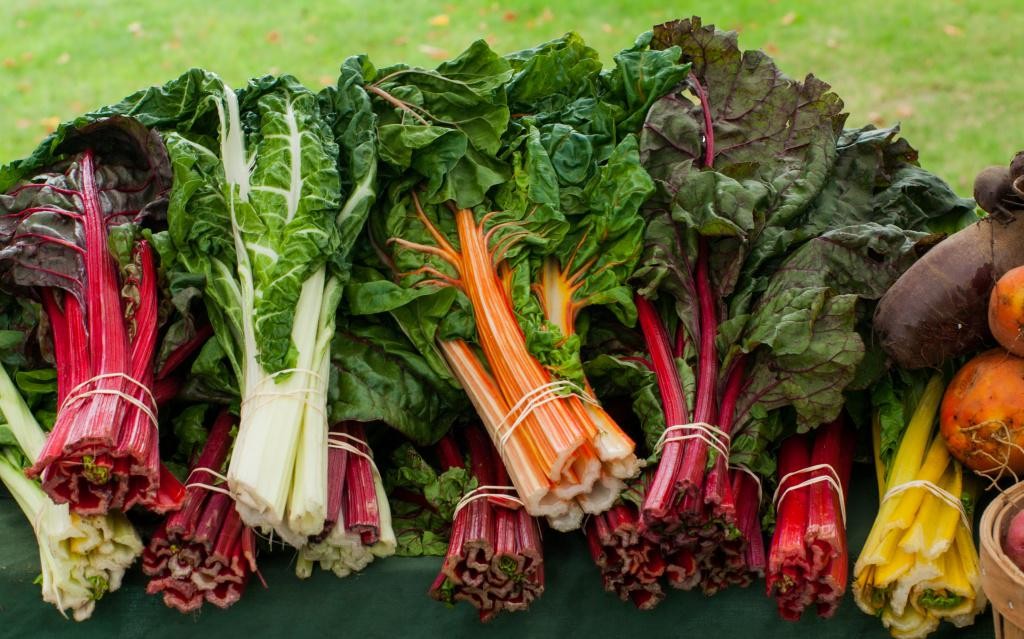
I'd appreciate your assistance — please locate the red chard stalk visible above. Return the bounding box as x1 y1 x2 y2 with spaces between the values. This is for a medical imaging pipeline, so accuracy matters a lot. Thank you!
0 117 182 514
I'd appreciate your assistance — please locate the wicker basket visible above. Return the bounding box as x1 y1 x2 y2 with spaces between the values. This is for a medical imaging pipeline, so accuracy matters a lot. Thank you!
981 481 1024 639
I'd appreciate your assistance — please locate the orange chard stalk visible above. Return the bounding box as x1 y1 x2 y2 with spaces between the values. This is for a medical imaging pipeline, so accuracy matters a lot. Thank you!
391 193 623 529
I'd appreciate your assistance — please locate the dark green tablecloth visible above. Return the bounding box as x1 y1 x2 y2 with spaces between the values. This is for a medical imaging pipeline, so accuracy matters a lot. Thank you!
0 467 994 638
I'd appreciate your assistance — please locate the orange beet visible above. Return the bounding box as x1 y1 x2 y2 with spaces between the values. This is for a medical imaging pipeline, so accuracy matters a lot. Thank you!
990 265 1024 356
940 349 1024 479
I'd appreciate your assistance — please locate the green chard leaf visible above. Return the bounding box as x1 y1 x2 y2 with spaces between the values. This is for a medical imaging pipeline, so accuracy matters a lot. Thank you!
163 73 346 381
385 443 476 557
351 35 689 434
612 16 971 474
328 313 465 446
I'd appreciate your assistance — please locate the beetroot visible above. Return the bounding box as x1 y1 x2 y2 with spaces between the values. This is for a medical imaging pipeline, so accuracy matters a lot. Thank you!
1004 509 1024 571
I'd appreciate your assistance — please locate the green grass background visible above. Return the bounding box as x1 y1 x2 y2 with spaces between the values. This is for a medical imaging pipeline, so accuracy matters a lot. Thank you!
1 0 1020 194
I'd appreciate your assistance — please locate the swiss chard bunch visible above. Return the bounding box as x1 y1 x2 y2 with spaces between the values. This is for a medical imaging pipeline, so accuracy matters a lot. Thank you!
586 16 974 596
0 117 188 514
345 33 692 531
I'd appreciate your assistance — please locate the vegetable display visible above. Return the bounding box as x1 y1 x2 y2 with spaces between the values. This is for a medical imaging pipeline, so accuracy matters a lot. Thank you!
0 14 1010 638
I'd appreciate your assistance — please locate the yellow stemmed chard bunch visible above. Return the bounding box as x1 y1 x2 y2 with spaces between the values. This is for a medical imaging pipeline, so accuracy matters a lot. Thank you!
0 364 142 620
854 375 986 638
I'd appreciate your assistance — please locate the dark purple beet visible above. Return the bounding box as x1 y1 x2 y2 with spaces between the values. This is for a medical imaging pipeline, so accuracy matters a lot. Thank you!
875 213 1024 368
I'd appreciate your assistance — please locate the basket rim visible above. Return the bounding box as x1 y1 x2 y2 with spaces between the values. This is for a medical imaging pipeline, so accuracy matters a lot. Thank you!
981 481 1024 587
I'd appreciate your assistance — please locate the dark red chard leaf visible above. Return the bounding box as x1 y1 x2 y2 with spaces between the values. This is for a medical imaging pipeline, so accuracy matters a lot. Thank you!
639 17 848 310
646 16 845 198
0 116 170 310
0 116 176 514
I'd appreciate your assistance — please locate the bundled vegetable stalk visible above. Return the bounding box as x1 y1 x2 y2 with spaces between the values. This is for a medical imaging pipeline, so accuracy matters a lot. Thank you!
584 478 667 609
628 17 847 591
296 422 396 577
610 17 973 595
156 71 377 546
429 425 544 621
0 363 142 620
350 34 693 529
389 182 636 531
854 375 986 638
766 418 854 620
142 410 260 612
0 118 184 514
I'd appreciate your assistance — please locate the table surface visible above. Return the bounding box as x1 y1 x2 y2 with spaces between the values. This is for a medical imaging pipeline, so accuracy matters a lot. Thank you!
0 465 995 639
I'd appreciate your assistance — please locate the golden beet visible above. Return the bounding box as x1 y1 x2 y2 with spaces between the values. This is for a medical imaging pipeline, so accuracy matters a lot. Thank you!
940 349 1024 478
989 265 1024 356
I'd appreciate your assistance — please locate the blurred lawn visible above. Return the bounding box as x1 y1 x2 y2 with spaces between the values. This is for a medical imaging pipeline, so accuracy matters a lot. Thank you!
2 0 1021 194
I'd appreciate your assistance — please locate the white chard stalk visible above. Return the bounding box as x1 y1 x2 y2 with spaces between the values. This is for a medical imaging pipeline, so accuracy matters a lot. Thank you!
206 83 340 546
0 365 142 620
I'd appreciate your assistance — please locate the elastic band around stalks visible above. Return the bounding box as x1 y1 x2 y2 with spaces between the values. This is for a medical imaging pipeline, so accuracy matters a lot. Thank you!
452 485 523 519
772 463 847 525
252 368 325 387
59 372 159 429
187 466 230 485
655 422 731 460
497 379 598 436
242 387 326 420
881 479 971 531
327 433 381 481
730 464 764 505
495 379 599 448
243 367 328 417
185 482 235 499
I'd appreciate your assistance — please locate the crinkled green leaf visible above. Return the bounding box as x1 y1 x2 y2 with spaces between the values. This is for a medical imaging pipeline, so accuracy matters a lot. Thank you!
164 404 212 482
603 33 689 132
319 58 380 258
555 135 653 328
730 408 787 478
164 74 347 375
328 314 464 446
181 337 238 403
368 40 512 206
505 33 603 115
385 443 476 557
426 466 476 522
739 292 863 432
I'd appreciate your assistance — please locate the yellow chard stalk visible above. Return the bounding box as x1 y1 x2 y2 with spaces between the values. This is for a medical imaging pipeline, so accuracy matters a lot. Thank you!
853 374 985 638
